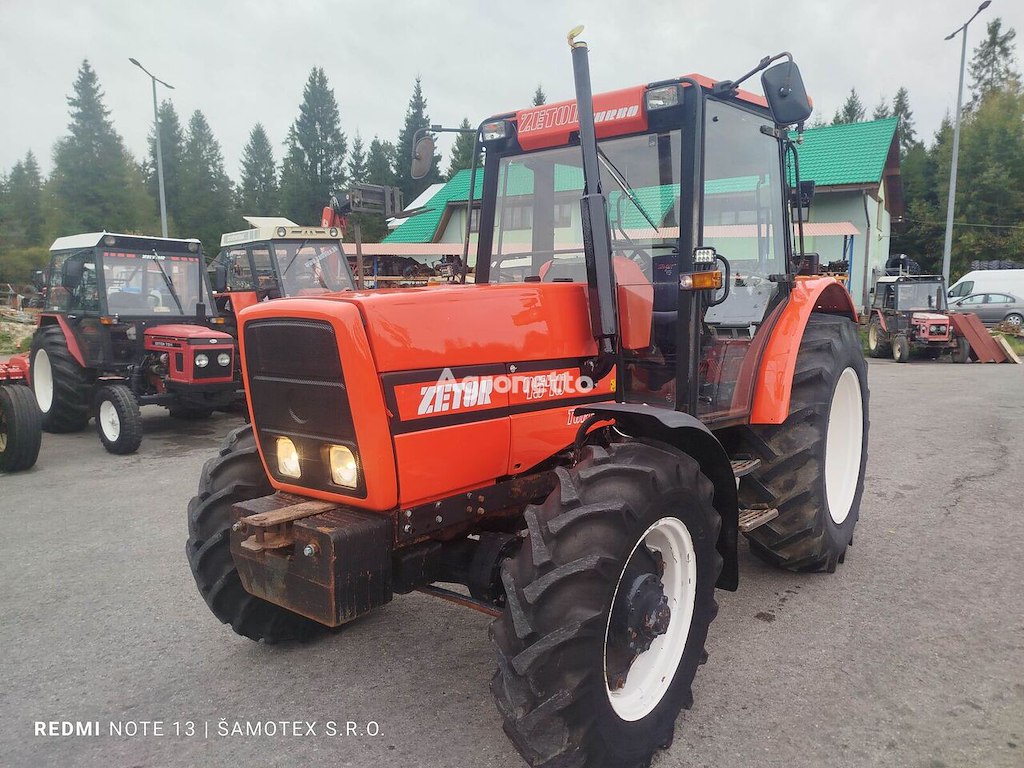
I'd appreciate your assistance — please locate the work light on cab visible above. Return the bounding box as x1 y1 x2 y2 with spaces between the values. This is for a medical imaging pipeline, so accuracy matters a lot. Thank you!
645 84 680 110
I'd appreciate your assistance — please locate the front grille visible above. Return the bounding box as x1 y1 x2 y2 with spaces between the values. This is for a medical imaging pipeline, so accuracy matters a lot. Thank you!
244 319 363 497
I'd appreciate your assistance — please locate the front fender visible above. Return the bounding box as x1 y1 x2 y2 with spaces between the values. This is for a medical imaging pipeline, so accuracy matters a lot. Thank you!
576 402 739 591
750 278 858 425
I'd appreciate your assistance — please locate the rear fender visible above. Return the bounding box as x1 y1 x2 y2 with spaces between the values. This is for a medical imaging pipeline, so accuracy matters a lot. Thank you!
36 314 87 367
750 278 857 425
576 402 739 591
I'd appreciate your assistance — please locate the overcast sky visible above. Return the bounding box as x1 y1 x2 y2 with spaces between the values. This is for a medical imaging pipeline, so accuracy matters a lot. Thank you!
2 0 1022 188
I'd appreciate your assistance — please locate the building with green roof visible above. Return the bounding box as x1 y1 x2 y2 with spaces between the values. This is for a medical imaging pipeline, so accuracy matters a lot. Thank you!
385 116 901 311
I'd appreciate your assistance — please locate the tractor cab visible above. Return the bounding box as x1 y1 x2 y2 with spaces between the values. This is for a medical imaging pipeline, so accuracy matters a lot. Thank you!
210 217 355 325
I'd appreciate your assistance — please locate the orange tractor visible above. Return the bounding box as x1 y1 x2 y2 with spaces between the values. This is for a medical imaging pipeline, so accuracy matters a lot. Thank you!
187 32 868 767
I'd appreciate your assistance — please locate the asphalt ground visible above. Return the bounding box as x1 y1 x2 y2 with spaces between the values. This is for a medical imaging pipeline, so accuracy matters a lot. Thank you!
1 358 1022 768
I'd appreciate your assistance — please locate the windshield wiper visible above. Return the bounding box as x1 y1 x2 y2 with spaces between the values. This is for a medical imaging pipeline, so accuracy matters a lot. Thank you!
596 148 660 233
151 250 184 314
280 239 311 278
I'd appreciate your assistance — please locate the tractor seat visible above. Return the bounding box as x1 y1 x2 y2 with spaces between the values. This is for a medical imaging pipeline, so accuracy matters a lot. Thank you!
107 291 148 312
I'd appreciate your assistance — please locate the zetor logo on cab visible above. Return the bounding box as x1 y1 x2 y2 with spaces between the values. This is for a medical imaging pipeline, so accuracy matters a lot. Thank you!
518 102 641 133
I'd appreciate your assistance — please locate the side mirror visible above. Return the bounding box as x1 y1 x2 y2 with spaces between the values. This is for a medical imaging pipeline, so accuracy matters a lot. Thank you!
212 262 228 293
61 256 84 289
31 270 46 290
761 60 813 126
411 135 435 180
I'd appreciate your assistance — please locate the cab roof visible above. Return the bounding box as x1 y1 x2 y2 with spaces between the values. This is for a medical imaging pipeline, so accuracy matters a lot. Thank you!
50 232 202 252
220 216 344 248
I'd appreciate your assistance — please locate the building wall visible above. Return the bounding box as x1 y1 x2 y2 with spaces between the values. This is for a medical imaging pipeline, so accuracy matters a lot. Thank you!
802 184 891 313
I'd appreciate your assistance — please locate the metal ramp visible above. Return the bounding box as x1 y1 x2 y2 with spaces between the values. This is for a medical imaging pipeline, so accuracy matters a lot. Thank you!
950 313 1008 363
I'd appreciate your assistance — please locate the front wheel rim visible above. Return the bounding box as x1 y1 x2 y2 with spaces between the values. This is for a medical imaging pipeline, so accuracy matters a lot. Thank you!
604 516 697 722
99 400 121 442
825 367 864 524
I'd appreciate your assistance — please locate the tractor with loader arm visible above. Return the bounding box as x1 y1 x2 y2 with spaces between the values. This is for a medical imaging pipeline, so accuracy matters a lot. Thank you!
187 31 868 768
21 233 237 455
209 185 403 331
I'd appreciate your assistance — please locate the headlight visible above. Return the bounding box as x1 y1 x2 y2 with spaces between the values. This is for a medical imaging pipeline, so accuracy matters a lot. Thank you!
481 120 509 141
195 353 209 368
276 437 301 478
328 445 358 488
217 352 231 367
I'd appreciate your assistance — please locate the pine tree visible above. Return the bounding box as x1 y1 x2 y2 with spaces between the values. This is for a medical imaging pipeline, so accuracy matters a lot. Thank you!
445 118 479 180
394 77 441 203
872 97 891 120
347 132 367 184
237 123 278 216
533 85 546 106
279 67 348 224
50 60 154 233
832 88 865 124
891 87 918 157
3 152 44 247
146 99 184 228
969 19 1019 99
178 110 235 253
365 137 398 187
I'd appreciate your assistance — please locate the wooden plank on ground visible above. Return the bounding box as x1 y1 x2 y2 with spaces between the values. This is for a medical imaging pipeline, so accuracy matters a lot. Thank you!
994 335 1022 364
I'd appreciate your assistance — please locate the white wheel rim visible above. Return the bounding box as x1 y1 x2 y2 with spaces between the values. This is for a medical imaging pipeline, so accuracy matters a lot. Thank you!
604 516 697 722
99 400 121 442
825 367 863 525
868 323 877 349
34 349 53 413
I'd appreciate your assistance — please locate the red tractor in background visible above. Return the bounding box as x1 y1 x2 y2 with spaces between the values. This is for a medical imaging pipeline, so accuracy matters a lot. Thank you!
186 32 868 768
20 232 237 454
867 274 968 362
0 359 41 472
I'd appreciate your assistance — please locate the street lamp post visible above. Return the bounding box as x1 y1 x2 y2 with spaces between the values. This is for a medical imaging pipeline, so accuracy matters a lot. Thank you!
129 58 174 238
941 1 991 284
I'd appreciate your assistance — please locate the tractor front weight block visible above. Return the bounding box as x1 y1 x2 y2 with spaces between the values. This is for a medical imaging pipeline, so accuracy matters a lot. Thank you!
230 493 393 627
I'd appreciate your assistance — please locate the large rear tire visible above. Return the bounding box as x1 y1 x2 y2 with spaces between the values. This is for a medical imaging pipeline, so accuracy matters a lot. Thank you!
186 425 324 643
866 317 889 358
30 326 90 433
490 443 722 768
0 384 42 472
725 314 868 572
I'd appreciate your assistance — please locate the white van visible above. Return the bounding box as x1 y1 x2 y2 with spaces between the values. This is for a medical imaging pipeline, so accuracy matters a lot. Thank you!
947 269 1024 302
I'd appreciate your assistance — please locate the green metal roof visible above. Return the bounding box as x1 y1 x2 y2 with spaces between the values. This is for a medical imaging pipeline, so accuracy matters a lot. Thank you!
385 117 899 242
791 117 898 187
384 170 483 243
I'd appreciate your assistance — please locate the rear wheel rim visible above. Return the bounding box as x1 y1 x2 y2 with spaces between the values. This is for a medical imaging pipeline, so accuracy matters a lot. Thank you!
34 349 53 413
825 367 863 525
1007 314 1023 327
0 406 7 452
604 516 696 722
868 323 878 349
99 400 121 442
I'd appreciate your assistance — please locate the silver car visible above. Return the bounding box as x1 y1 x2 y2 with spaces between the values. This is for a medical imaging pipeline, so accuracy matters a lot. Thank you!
950 292 1024 327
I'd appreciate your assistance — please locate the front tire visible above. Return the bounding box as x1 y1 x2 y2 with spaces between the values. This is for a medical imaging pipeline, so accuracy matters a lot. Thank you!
490 442 722 768
30 326 90 433
186 425 324 643
952 336 971 364
95 384 143 455
0 384 42 472
725 313 868 572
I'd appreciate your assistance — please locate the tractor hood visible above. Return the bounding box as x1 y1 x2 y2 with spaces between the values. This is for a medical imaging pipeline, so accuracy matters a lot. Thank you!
911 312 948 323
144 325 234 344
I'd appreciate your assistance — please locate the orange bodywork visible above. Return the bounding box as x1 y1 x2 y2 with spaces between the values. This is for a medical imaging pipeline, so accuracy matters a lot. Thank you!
238 284 619 511
750 277 858 424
